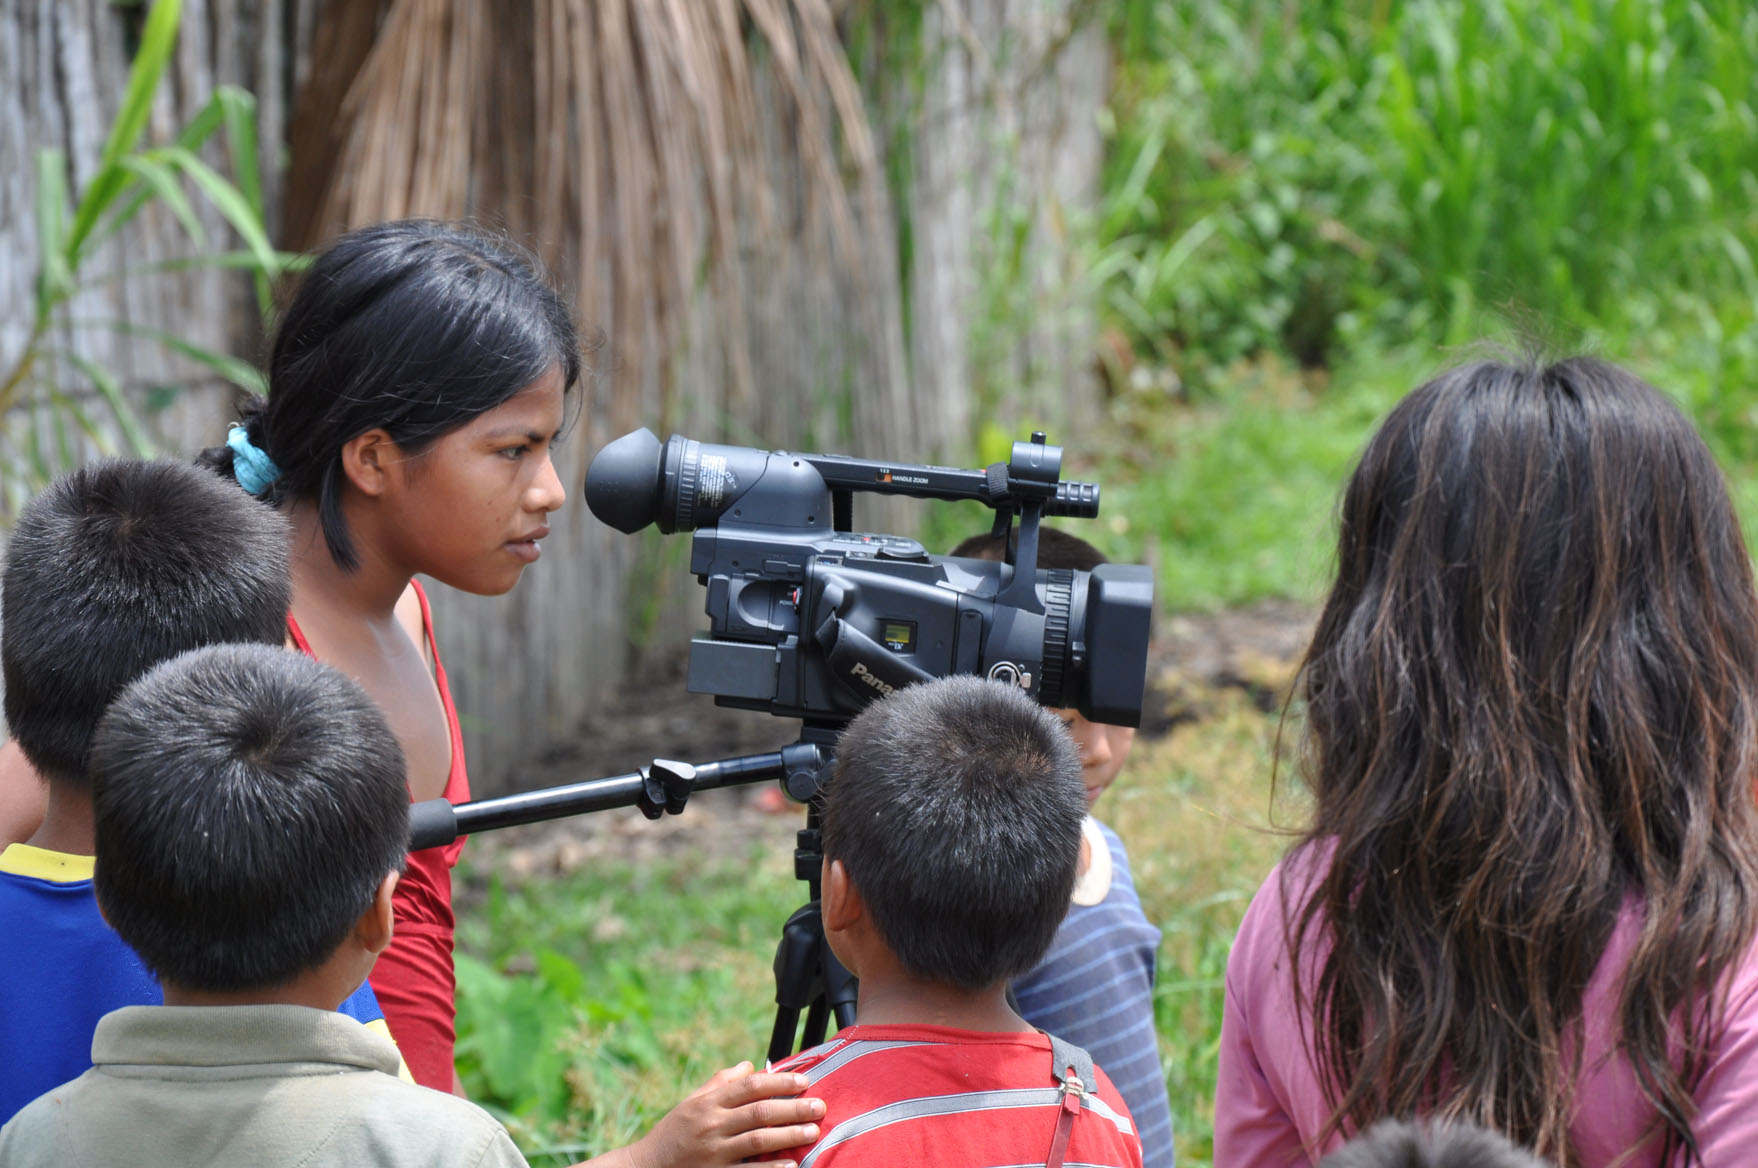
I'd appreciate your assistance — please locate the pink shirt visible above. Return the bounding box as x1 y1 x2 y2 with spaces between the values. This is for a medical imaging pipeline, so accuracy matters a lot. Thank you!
1216 846 1758 1167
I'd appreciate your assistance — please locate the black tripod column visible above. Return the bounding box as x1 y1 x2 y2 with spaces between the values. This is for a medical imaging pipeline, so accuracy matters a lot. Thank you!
767 806 858 1065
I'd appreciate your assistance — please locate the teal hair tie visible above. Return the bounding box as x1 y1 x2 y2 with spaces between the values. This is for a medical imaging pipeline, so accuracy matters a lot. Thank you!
226 424 282 498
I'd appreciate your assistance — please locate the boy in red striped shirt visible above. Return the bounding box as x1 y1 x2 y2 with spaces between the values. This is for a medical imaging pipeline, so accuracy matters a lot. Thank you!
771 675 1145 1168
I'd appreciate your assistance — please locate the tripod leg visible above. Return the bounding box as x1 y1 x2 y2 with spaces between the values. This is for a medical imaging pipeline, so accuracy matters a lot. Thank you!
770 902 828 1064
800 999 831 1049
767 1006 804 1067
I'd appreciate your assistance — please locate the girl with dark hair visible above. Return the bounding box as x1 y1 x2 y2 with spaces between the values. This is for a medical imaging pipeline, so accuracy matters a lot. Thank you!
1214 355 1758 1168
184 222 829 1168
198 219 579 1095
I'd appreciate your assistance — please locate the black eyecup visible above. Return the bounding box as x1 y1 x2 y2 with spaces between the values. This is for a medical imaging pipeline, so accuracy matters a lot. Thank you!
585 427 665 534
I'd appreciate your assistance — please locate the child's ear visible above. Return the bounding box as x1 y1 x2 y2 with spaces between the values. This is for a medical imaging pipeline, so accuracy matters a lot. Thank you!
340 428 399 497
822 858 864 933
356 870 399 955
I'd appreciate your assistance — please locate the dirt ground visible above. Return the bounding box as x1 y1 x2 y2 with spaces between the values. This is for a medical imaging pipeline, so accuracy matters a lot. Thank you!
464 601 1318 881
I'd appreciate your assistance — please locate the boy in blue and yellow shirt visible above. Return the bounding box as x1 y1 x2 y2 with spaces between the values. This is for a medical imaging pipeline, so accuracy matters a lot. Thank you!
0 459 394 1121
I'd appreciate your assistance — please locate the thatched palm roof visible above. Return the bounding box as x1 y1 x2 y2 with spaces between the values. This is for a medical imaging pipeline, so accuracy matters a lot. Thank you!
281 0 886 437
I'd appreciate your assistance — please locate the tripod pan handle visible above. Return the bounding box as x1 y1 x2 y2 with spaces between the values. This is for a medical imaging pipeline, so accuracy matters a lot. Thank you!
409 798 460 851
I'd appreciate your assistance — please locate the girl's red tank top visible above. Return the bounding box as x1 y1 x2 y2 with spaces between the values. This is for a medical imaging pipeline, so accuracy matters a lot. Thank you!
287 577 468 1092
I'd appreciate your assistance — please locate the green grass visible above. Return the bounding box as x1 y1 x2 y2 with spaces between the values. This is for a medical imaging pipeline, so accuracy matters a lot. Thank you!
1077 335 1758 612
1098 0 1758 402
1092 352 1400 610
453 836 804 1164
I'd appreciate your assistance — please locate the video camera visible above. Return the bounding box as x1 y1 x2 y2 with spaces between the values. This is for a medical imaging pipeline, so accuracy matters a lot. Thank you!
416 428 1154 1061
584 429 1155 729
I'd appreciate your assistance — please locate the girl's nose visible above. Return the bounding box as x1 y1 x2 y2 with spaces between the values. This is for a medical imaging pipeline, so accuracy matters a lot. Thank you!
528 455 568 512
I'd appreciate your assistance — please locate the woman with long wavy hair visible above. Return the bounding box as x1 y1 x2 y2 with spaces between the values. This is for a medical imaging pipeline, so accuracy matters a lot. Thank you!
1214 355 1758 1167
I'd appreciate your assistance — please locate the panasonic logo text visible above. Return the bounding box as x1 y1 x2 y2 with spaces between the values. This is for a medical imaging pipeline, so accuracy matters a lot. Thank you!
849 662 896 696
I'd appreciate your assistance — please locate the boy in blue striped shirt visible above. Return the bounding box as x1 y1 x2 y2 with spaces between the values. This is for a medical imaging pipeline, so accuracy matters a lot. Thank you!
950 527 1174 1168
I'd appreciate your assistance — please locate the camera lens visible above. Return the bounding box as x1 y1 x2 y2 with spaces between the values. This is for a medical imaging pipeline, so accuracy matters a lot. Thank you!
1037 570 1074 708
1079 564 1155 726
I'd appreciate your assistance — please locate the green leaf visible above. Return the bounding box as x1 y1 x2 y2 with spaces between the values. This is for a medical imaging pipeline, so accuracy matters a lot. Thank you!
68 0 184 257
82 86 230 258
534 949 590 1006
216 87 263 220
157 146 283 288
144 383 183 412
72 317 265 395
214 86 275 315
49 389 78 469
43 383 113 458
34 149 73 322
21 382 55 486
454 954 574 1114
82 249 311 285
119 154 206 246
176 92 227 153
62 352 157 457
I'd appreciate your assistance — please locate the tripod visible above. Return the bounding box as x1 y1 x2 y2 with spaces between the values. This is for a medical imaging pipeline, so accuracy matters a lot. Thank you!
409 725 857 1064
764 724 857 1064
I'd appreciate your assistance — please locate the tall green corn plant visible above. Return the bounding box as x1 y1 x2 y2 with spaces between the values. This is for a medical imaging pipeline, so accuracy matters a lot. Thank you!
1098 0 1757 392
0 0 295 514
1378 0 1757 337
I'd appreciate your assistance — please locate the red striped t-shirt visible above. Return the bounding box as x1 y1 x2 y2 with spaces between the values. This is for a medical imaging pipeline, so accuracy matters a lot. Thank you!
770 1023 1144 1168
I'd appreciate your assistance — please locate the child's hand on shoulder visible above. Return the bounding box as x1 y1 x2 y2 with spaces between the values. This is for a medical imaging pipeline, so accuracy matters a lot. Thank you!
593 1060 825 1168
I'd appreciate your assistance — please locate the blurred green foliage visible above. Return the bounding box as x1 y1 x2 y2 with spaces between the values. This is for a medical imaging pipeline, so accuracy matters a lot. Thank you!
453 843 802 1164
1095 0 1758 438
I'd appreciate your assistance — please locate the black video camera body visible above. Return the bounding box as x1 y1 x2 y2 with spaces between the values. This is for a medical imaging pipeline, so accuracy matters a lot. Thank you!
586 430 1154 727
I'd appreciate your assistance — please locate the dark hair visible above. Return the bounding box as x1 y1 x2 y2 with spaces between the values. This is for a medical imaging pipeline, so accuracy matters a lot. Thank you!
1292 356 1758 1165
823 674 1086 990
1319 1120 1553 1168
90 643 409 993
199 219 580 570
949 525 1109 571
1 459 291 786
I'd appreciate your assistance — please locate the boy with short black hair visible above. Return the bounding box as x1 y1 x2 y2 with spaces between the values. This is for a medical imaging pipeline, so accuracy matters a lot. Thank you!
1319 1120 1554 1168
948 527 1173 1167
0 459 392 1122
770 674 1144 1167
0 643 508 1165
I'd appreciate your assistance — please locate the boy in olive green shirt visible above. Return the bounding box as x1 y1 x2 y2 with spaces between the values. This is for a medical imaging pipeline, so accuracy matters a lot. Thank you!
0 644 822 1168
